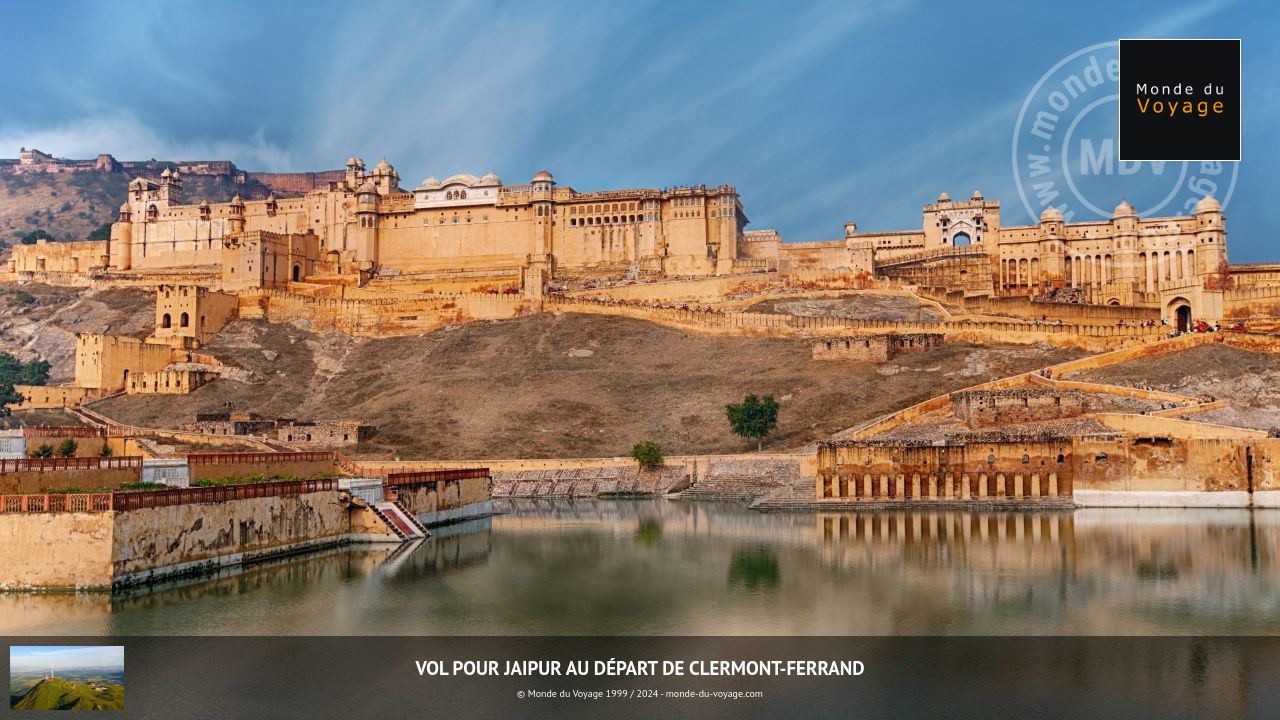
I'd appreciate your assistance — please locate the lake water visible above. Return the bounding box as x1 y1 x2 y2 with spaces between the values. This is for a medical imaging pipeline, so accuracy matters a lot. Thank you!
4 499 1280 636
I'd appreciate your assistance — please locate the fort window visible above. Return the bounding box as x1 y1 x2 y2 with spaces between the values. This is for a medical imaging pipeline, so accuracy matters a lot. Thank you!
180 312 189 328
161 313 172 328
1057 454 1065 463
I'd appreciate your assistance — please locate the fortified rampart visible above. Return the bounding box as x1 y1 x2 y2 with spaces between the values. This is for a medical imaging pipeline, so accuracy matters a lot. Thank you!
950 388 1089 429
241 289 531 336
812 333 943 361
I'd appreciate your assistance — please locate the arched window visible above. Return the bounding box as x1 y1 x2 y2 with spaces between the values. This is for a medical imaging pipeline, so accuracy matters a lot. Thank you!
180 312 189 328
161 313 172 328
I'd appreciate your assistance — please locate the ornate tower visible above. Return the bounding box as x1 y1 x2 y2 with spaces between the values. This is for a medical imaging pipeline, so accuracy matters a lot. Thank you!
1109 199 1140 302
228 195 246 234
354 180 380 266
158 167 182 204
530 169 555 257
1193 195 1226 277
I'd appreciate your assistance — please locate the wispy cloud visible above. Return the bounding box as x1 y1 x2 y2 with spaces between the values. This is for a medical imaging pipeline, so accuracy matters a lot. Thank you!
0 0 1272 259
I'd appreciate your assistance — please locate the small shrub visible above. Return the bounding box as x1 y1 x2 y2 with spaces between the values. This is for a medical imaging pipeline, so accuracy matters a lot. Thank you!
56 439 78 457
631 440 663 467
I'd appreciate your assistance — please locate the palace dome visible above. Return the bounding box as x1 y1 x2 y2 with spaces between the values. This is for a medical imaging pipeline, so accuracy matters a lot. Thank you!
478 171 501 186
1039 206 1063 222
532 169 554 183
1112 199 1137 217
971 189 983 200
1195 195 1221 213
230 194 243 204
372 158 395 174
119 202 130 212
357 180 378 195
442 173 481 187
417 176 441 190
937 191 951 202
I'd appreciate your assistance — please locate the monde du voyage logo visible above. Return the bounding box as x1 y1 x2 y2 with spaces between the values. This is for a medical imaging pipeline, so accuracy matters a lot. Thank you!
1120 39 1241 162
1013 40 1239 225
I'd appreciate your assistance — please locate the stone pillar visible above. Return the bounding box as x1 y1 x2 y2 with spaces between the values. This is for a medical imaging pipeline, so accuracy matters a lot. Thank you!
978 473 988 497
1048 473 1058 498
1014 474 1023 499
1031 473 1041 498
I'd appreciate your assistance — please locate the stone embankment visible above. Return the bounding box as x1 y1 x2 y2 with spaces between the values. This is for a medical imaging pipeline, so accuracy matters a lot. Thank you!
491 466 688 497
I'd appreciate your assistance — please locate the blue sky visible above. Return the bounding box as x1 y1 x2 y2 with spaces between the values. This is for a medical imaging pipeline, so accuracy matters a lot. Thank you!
9 646 124 672
0 0 1275 260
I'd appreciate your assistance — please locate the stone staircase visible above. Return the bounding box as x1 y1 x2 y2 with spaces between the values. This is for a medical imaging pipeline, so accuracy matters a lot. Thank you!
371 501 429 540
679 458 802 502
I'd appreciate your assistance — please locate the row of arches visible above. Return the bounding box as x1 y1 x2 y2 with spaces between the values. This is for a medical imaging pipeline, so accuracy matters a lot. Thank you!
161 312 191 329
570 215 641 227
1064 249 1197 292
999 257 1041 288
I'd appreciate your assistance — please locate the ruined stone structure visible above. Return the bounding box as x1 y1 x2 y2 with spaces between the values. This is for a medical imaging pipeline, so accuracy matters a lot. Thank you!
184 413 373 447
950 388 1089 429
812 333 943 362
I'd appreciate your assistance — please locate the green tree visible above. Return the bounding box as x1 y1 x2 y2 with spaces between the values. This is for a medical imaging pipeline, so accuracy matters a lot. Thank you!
100 442 113 457
0 352 50 409
630 440 663 467
18 228 52 245
726 394 780 451
56 439 78 458
87 222 114 241
29 443 54 459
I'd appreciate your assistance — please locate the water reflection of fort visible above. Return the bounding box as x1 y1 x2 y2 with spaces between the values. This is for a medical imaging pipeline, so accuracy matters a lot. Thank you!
4 503 1280 636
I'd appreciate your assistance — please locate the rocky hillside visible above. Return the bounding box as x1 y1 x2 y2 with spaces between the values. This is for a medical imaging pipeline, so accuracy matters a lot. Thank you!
0 283 154 381
93 313 1083 459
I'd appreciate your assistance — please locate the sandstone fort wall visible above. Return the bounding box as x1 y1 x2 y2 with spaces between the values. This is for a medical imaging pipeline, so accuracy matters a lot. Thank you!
0 511 114 589
110 489 348 585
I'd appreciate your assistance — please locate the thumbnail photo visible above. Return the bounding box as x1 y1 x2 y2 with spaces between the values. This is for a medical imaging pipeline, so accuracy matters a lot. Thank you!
9 646 124 711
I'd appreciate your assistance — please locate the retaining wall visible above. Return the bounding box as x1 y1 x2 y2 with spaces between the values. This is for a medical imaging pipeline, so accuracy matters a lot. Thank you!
0 511 114 589
111 489 348 586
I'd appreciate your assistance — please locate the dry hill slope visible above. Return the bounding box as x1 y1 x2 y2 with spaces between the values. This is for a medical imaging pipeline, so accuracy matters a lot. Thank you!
0 284 154 381
95 313 1082 459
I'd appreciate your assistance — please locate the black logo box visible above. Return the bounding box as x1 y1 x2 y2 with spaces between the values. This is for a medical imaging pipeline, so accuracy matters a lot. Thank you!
1119 39 1240 162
